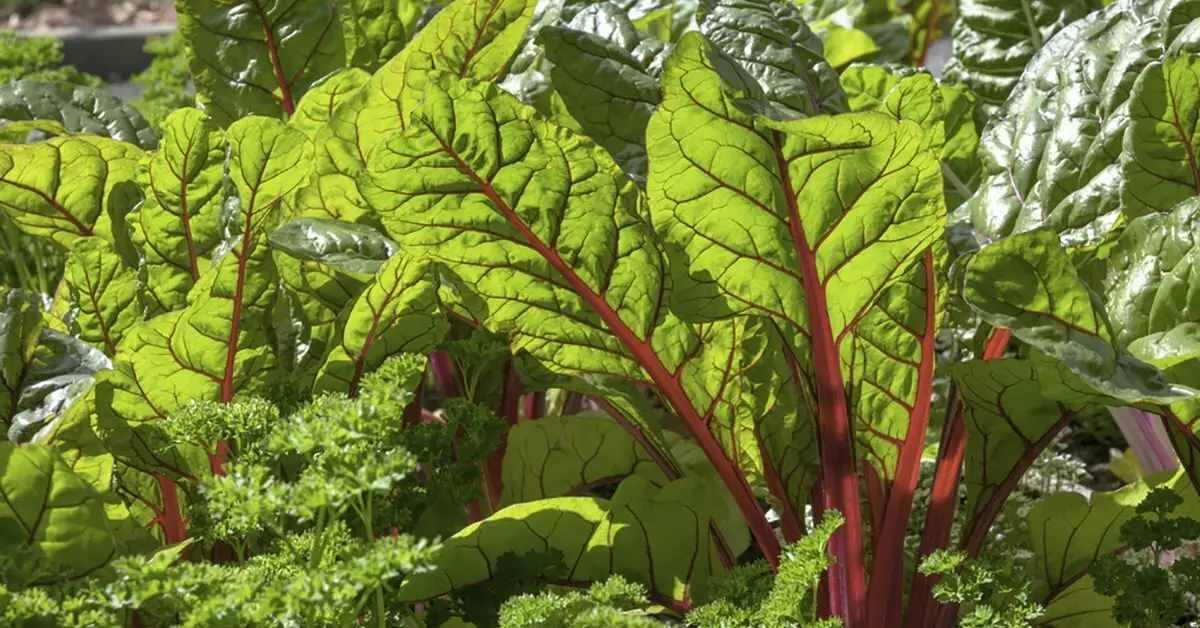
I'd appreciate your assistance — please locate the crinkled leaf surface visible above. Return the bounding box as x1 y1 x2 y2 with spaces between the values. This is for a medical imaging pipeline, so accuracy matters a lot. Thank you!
133 108 226 313
360 75 788 550
307 0 535 222
397 476 719 604
942 0 1101 110
965 0 1192 248
0 136 141 249
2 292 110 439
175 0 346 124
959 229 1186 403
501 412 672 504
340 0 429 70
0 443 120 583
313 252 447 395
539 2 666 182
0 80 157 149
1125 55 1200 216
696 0 848 119
269 216 399 276
1105 198 1200 491
288 69 371 140
63 237 139 356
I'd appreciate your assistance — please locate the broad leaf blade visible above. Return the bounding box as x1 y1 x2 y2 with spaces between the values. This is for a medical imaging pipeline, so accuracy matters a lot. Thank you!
0 136 141 249
397 476 719 604
133 108 226 312
289 69 371 140
62 237 139 356
313 252 447 395
0 443 121 584
959 229 1186 403
942 0 1101 110
307 0 535 221
0 80 157 149
1125 56 1200 216
175 0 346 124
269 217 399 276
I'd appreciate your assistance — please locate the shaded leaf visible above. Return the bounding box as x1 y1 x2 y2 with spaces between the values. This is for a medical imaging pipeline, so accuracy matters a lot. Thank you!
175 0 346 124
269 216 399 276
0 80 157 149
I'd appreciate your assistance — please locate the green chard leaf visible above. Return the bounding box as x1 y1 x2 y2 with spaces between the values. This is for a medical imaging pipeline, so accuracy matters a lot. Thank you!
501 412 674 504
695 0 847 118
398 476 722 605
942 0 1102 111
62 237 140 356
360 73 788 568
288 68 371 140
1027 470 1200 626
0 443 121 585
340 0 428 71
1124 55 1200 216
313 252 447 396
175 0 346 124
965 0 1195 248
841 64 981 208
538 2 667 182
2 291 110 440
0 136 141 249
952 356 1118 554
959 229 1187 403
304 0 535 222
906 0 956 66
0 80 157 149
1105 198 1200 492
269 216 399 276
646 31 944 539
132 108 226 313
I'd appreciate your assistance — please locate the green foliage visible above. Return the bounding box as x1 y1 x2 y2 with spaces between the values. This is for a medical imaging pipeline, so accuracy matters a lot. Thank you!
688 511 845 627
498 574 661 627
1092 487 1200 627
918 550 1044 627
0 32 100 88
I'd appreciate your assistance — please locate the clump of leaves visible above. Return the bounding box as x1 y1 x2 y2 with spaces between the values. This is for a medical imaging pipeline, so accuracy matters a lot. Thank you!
130 33 193 129
1092 487 1200 627
687 511 845 627
917 550 1043 628
0 32 100 87
498 574 661 627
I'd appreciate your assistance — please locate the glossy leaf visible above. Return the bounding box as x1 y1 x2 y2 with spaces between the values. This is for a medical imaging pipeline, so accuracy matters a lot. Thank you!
1125 56 1200 216
0 443 120 584
959 229 1187 403
0 80 157 149
133 108 226 312
269 216 399 276
501 412 672 503
175 0 346 124
313 252 447 395
695 0 847 119
538 3 666 182
2 291 111 439
964 1 1176 247
62 238 140 356
0 136 141 249
397 476 720 604
307 0 535 222
942 0 1101 110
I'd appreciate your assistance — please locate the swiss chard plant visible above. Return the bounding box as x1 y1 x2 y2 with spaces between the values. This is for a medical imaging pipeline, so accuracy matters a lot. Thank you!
3 0 1200 626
